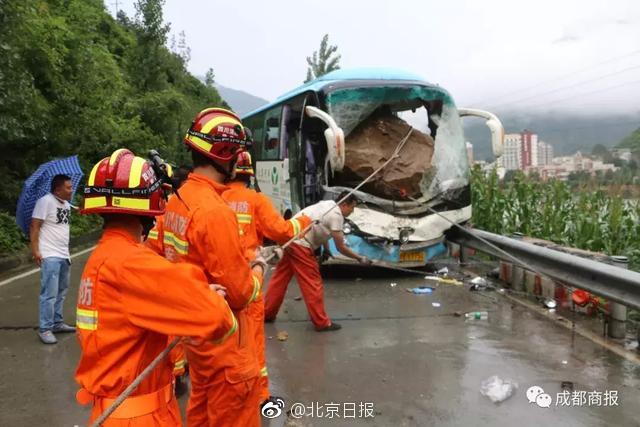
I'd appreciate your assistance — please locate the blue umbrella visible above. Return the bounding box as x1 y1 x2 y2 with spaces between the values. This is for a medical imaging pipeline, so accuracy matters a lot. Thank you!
15 156 84 234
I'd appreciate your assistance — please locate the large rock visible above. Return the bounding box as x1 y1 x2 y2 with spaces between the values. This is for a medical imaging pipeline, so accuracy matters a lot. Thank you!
334 113 434 200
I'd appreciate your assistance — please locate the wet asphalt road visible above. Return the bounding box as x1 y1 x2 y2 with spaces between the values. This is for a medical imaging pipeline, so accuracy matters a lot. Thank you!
0 252 639 426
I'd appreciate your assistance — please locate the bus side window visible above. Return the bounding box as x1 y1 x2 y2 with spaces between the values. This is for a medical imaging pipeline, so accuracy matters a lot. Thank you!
263 107 282 160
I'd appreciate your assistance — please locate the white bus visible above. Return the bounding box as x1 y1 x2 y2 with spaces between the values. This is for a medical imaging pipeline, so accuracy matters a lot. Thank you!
243 68 503 267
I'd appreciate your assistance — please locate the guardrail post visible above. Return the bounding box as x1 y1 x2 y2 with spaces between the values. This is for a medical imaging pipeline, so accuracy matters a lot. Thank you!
459 244 468 266
608 256 628 339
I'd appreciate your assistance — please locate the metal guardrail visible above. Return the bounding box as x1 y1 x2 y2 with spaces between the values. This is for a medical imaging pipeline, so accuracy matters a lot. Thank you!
447 228 640 311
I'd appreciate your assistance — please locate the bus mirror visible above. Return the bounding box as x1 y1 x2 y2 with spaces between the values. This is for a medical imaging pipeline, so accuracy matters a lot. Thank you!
458 108 504 157
305 106 346 172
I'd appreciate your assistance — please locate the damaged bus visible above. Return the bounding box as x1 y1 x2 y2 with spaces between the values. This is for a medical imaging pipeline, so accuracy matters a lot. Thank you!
242 68 503 267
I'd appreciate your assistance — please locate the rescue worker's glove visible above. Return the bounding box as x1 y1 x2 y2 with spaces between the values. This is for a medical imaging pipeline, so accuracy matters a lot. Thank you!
358 255 372 265
259 246 284 266
250 251 269 274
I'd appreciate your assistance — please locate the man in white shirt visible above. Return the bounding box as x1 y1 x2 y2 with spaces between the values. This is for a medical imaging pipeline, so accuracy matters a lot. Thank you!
30 174 76 344
264 191 369 331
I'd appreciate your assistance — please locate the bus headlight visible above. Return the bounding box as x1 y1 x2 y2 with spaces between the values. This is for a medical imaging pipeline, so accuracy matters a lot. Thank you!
398 227 414 244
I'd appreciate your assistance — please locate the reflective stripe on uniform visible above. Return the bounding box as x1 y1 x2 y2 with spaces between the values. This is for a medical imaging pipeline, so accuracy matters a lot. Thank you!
173 359 186 371
163 231 189 255
214 311 238 344
147 230 159 240
249 275 260 303
76 308 98 331
260 367 268 377
236 213 252 224
290 218 301 236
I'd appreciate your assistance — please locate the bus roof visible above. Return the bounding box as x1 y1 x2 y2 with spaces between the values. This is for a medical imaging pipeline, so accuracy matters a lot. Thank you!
242 68 433 118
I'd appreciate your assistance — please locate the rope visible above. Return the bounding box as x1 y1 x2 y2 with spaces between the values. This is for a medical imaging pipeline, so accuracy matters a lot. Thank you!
88 128 414 424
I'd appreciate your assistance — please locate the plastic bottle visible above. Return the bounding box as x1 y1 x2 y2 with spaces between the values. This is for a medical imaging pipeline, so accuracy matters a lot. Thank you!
465 311 488 320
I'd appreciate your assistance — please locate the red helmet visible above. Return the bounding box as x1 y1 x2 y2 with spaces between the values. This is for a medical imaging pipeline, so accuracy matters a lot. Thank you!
234 151 255 176
81 149 166 216
184 108 251 162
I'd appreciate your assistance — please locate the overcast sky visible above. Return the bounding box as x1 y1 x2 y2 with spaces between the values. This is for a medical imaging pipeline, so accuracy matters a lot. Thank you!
113 0 640 114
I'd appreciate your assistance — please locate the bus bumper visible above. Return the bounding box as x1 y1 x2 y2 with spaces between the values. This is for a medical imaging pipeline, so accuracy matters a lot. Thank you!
326 234 448 268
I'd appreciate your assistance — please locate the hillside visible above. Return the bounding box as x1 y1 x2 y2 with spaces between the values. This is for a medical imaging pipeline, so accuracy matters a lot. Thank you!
617 127 640 150
215 84 269 116
0 0 226 213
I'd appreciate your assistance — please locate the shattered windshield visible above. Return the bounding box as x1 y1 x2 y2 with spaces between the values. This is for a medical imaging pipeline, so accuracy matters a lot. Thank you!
326 85 469 203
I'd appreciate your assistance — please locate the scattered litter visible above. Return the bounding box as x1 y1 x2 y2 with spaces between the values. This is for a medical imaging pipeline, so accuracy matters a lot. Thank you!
453 311 463 317
294 296 302 301
498 288 506 294
543 299 557 309
437 267 449 275
390 282 397 287
480 375 518 403
432 302 441 308
471 277 488 286
268 336 273 340
424 275 463 286
561 360 568 365
407 286 434 294
277 331 289 342
465 311 489 320
355 278 363 282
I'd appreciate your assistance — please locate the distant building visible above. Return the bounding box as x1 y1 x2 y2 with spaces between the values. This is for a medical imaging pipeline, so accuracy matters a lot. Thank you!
500 133 522 170
611 148 632 162
537 141 554 166
466 141 474 165
521 130 538 168
537 151 617 181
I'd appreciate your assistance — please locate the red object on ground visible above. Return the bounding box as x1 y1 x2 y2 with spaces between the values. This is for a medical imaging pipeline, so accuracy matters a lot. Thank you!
572 289 591 306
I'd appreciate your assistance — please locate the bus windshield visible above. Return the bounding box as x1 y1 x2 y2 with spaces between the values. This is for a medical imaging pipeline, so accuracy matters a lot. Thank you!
325 85 469 203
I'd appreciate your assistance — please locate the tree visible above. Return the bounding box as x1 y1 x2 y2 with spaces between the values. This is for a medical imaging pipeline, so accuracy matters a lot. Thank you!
305 34 341 82
205 68 216 87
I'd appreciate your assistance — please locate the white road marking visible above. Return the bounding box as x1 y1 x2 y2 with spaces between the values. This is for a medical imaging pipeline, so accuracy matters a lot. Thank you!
0 246 96 288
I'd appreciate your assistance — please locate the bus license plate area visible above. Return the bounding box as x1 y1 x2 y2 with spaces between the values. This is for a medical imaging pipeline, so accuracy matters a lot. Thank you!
399 250 425 263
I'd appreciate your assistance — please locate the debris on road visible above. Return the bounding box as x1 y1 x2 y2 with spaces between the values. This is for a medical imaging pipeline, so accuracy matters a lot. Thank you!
465 311 489 320
432 302 441 308
407 286 434 294
543 299 557 309
424 275 463 286
437 267 449 275
277 331 289 342
471 277 488 287
480 375 518 403
390 282 397 287
294 296 302 301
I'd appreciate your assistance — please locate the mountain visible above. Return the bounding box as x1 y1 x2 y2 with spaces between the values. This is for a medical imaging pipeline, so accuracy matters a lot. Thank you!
464 111 640 161
617 127 640 149
215 84 269 116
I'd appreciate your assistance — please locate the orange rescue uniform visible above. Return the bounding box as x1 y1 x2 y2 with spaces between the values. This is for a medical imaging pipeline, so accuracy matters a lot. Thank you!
75 228 237 426
223 181 311 400
151 173 263 427
147 216 187 378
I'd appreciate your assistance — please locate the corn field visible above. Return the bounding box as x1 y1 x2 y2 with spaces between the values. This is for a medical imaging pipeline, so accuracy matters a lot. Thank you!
470 166 640 270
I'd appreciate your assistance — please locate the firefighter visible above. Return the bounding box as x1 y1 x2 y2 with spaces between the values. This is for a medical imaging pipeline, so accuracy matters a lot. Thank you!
264 192 370 331
146 165 192 397
151 108 265 426
222 151 312 405
74 148 237 426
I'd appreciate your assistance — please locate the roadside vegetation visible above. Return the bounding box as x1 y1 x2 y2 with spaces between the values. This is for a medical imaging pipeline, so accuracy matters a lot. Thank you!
471 166 640 270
